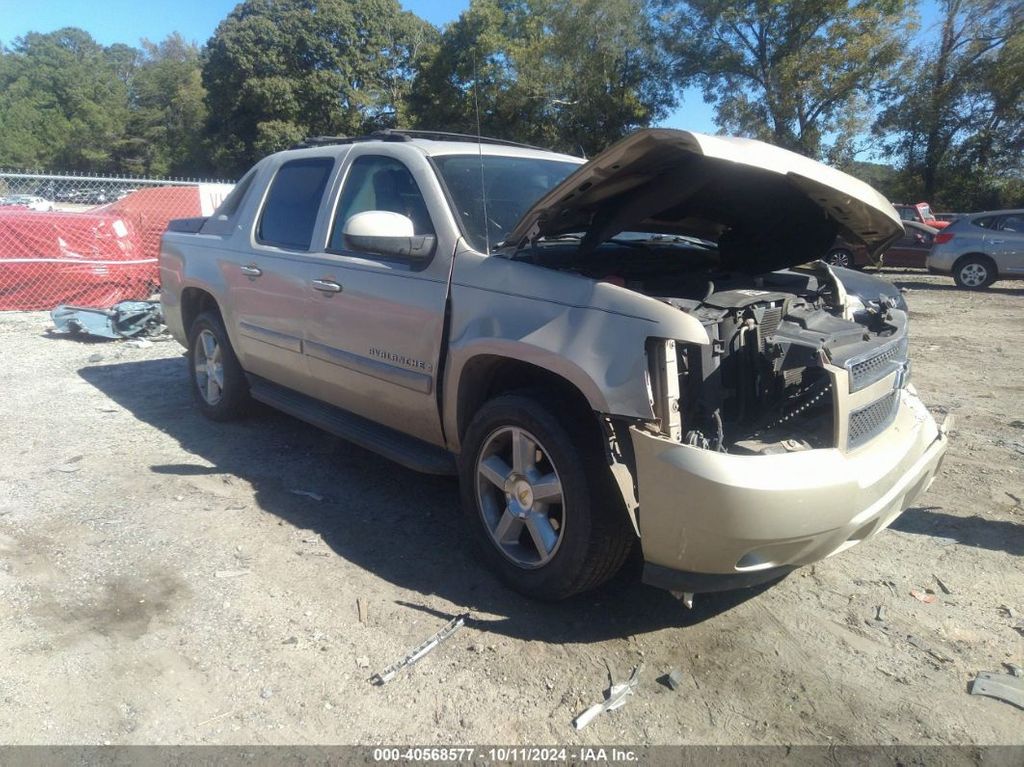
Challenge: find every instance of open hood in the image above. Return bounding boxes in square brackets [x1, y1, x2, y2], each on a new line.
[500, 129, 903, 272]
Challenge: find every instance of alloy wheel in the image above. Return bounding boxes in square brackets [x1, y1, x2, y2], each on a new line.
[475, 426, 565, 569]
[194, 329, 225, 405]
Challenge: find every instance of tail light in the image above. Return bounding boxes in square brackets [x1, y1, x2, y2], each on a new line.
[934, 232, 955, 245]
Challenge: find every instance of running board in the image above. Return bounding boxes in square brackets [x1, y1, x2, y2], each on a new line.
[248, 376, 456, 475]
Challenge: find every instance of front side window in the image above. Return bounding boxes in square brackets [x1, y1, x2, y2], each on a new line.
[433, 154, 579, 253]
[257, 157, 334, 250]
[329, 155, 434, 252]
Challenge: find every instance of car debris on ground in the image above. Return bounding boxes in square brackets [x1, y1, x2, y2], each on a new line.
[50, 300, 165, 340]
[572, 664, 643, 730]
[371, 613, 467, 685]
[969, 672, 1024, 710]
[664, 669, 685, 691]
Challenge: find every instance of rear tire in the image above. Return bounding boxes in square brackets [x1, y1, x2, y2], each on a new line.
[187, 311, 250, 421]
[952, 254, 996, 289]
[458, 394, 632, 600]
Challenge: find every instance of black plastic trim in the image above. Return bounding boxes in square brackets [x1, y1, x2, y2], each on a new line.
[642, 562, 795, 594]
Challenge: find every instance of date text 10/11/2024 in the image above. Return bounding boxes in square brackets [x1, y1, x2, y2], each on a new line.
[371, 747, 640, 762]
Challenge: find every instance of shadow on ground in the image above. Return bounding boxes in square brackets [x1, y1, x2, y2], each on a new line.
[80, 357, 777, 643]
[892, 506, 1024, 556]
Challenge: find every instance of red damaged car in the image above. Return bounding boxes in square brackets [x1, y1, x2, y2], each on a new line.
[825, 220, 938, 269]
[893, 202, 950, 229]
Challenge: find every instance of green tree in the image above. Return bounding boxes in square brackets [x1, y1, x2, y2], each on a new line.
[409, 0, 673, 156]
[0, 28, 131, 170]
[116, 34, 210, 176]
[657, 0, 913, 159]
[202, 0, 436, 175]
[875, 0, 1024, 209]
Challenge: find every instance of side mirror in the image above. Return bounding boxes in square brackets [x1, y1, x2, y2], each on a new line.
[342, 211, 435, 260]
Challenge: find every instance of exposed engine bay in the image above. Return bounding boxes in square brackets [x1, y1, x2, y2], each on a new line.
[513, 240, 910, 455]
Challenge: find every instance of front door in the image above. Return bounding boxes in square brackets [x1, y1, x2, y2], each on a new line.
[303, 151, 455, 446]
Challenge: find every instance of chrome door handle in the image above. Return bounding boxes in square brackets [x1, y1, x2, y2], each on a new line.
[312, 279, 343, 293]
[240, 264, 262, 277]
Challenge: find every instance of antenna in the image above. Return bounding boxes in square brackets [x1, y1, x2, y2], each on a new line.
[472, 54, 491, 254]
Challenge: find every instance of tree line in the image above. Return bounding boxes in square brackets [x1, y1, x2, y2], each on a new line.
[0, 0, 1020, 210]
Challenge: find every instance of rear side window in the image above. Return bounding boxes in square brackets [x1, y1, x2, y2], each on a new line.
[257, 157, 334, 250]
[971, 217, 994, 229]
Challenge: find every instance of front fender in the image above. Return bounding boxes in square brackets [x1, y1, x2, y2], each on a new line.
[443, 248, 709, 451]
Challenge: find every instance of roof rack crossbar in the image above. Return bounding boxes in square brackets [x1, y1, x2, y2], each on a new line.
[291, 129, 544, 151]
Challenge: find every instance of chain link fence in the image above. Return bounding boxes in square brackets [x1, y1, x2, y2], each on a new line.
[0, 171, 234, 311]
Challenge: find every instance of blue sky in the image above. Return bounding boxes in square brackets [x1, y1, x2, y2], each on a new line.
[1, 0, 941, 141]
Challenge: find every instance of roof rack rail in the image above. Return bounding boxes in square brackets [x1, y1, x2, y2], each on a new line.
[291, 129, 545, 151]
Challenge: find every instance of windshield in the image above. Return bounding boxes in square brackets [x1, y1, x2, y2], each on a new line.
[433, 154, 580, 252]
[917, 203, 935, 221]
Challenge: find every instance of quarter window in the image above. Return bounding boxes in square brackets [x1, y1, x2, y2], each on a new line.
[257, 157, 334, 250]
[997, 214, 1024, 232]
[329, 155, 434, 252]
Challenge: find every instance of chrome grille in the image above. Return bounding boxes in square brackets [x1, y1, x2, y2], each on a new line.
[848, 390, 901, 449]
[846, 336, 908, 392]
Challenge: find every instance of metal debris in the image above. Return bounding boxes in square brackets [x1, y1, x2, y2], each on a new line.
[933, 575, 952, 595]
[214, 569, 251, 579]
[572, 664, 643, 730]
[357, 598, 368, 625]
[50, 455, 84, 473]
[51, 301, 165, 340]
[1003, 663, 1023, 679]
[666, 669, 685, 691]
[671, 591, 695, 609]
[372, 613, 467, 685]
[969, 672, 1024, 710]
[906, 634, 953, 664]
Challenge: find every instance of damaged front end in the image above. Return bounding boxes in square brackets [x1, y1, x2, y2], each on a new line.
[633, 267, 948, 593]
[496, 128, 949, 595]
[646, 264, 911, 457]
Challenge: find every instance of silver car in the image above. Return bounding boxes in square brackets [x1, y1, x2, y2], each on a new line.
[927, 209, 1024, 288]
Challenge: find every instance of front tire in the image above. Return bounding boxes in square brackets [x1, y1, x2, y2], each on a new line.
[187, 311, 250, 421]
[952, 254, 996, 289]
[459, 394, 632, 600]
[825, 248, 855, 268]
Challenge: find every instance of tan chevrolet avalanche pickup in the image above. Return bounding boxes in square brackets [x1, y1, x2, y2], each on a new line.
[159, 128, 951, 602]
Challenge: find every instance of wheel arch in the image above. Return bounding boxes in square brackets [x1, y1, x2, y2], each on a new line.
[180, 287, 222, 337]
[454, 355, 602, 449]
[953, 251, 998, 273]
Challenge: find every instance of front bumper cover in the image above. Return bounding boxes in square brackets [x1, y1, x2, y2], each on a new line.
[631, 390, 949, 593]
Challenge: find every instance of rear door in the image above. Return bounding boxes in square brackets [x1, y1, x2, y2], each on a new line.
[989, 213, 1024, 275]
[226, 156, 335, 394]
[302, 148, 458, 446]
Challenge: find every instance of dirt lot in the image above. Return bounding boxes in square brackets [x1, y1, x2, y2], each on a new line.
[0, 272, 1022, 746]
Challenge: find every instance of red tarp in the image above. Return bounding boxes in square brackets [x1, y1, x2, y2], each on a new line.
[0, 187, 203, 311]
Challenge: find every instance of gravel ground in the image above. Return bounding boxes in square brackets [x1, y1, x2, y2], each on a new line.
[0, 271, 1022, 746]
